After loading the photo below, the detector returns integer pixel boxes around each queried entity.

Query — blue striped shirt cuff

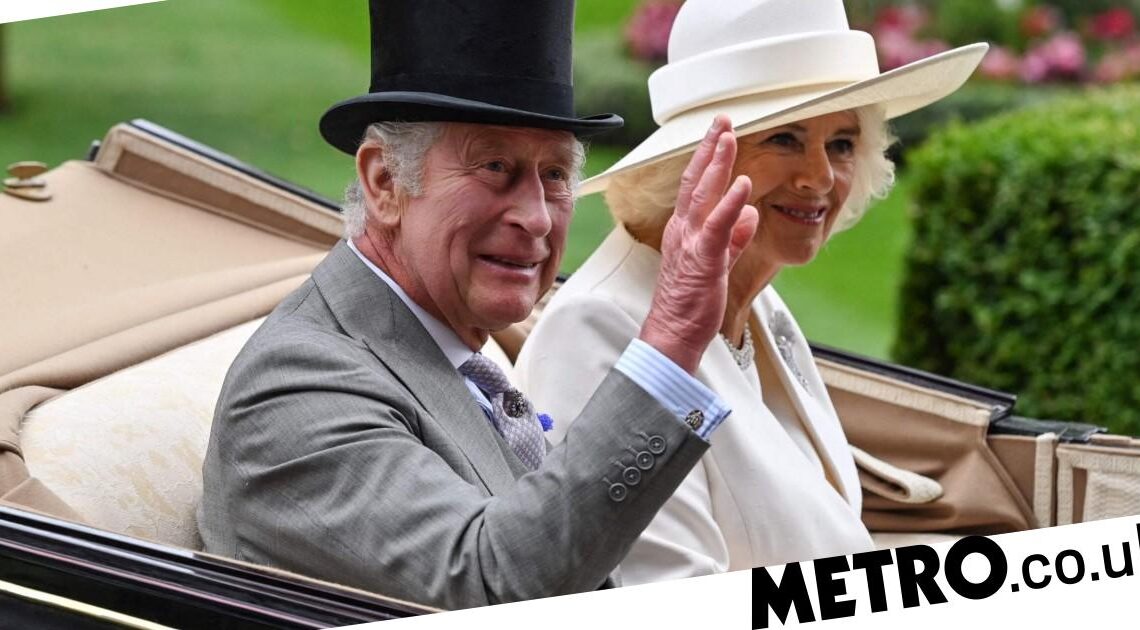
[614,339,731,440]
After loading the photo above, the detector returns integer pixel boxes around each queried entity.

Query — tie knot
[458,352,513,397]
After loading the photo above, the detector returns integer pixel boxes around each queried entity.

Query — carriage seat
[18,316,518,550]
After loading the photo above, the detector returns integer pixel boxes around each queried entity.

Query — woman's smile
[769,203,829,225]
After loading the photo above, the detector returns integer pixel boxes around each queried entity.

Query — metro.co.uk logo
[753,522,1140,628]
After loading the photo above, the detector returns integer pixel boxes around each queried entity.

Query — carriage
[3,120,1137,627]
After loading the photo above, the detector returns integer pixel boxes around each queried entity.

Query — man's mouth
[479,255,541,270]
[772,204,827,224]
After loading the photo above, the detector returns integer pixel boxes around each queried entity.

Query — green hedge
[894,86,1140,436]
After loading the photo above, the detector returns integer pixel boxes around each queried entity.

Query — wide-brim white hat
[577,0,988,197]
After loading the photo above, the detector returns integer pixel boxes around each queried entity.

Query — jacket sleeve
[199,319,710,610]
[518,294,732,585]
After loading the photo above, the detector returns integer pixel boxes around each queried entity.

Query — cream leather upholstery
[17,317,518,550]
[20,319,264,548]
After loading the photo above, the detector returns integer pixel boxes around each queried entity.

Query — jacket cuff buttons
[604,434,668,502]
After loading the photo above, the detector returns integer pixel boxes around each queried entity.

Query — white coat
[517,226,874,584]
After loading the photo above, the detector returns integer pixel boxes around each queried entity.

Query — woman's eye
[766,133,799,148]
[829,138,856,156]
[484,160,508,173]
[545,168,568,182]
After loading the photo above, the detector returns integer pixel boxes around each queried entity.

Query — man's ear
[356,143,402,229]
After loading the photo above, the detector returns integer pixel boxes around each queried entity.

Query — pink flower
[1090,8,1135,41]
[876,29,916,70]
[625,1,682,63]
[917,39,951,58]
[875,29,951,71]
[1125,42,1140,67]
[1020,32,1086,82]
[980,46,1021,81]
[1093,42,1140,83]
[1021,5,1061,39]
[1042,32,1086,77]
[875,5,928,36]
[1093,53,1131,83]
[1019,49,1051,83]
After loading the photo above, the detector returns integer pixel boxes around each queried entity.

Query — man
[198,0,758,609]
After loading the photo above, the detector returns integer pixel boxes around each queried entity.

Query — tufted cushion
[20,319,264,549]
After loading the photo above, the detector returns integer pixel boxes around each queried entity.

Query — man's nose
[794,144,835,194]
[505,169,554,237]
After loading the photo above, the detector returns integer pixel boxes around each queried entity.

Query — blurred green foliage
[0,0,905,359]
[889,83,1065,163]
[577,0,643,31]
[573,30,658,148]
[896,86,1140,435]
[931,0,1022,49]
[256,0,642,53]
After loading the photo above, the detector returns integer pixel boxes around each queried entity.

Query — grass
[774,179,912,359]
[0,1,905,358]
[576,0,643,31]
[1,0,364,200]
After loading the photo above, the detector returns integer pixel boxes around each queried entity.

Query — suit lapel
[753,291,860,505]
[311,242,519,495]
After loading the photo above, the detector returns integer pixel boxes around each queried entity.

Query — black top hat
[319,0,623,154]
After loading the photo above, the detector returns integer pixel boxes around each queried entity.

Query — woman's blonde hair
[603,106,896,237]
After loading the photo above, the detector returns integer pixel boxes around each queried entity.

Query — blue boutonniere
[537,413,554,432]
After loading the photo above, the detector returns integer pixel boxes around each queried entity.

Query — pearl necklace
[720,327,755,371]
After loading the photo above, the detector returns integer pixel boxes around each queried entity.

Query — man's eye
[484,160,508,173]
[545,168,568,181]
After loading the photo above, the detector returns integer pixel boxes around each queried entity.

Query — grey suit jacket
[198,241,710,609]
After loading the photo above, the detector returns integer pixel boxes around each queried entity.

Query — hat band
[369,73,575,118]
[649,30,879,124]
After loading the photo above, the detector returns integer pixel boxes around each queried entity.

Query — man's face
[390,123,578,345]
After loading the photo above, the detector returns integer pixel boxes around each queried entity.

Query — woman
[516,0,987,583]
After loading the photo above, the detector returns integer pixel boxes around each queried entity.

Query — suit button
[646,435,666,455]
[685,410,704,431]
[622,466,642,486]
[608,483,628,502]
[635,451,654,470]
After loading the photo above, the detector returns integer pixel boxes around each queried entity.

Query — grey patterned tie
[458,353,546,470]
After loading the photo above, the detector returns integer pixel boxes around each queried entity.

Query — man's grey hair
[342,121,587,239]
[342,122,445,239]
[604,105,897,238]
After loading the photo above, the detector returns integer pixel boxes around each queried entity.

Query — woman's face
[732,110,859,269]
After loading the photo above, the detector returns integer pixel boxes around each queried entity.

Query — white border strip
[0,1,164,25]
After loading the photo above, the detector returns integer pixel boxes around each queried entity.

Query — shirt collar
[347,239,476,370]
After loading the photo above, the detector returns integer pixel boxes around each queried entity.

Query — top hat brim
[577,43,989,197]
[320,92,624,155]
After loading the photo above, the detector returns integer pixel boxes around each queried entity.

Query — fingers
[727,204,760,268]
[675,115,733,218]
[687,132,739,225]
[697,174,752,257]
